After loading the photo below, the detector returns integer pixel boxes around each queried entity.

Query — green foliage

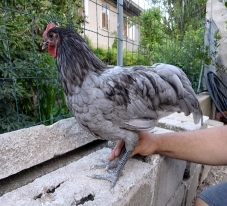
[137,7,165,51]
[91,46,149,67]
[112,38,117,49]
[0,0,215,133]
[148,0,207,35]
[138,2,208,91]
[0,0,83,133]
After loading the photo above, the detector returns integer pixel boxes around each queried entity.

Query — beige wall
[83,0,140,51]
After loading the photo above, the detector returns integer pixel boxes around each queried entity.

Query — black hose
[205,71,227,120]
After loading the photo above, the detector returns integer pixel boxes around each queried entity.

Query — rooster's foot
[93,156,120,170]
[91,147,131,188]
[91,171,121,188]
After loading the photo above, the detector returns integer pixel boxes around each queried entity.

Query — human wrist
[152,133,161,154]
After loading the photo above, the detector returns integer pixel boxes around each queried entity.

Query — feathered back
[152,63,203,125]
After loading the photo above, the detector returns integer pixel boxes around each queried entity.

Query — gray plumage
[43,25,203,188]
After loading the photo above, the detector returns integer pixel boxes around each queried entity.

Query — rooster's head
[42,22,107,79]
[42,22,59,58]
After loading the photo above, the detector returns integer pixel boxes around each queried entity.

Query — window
[123,17,127,37]
[123,17,135,41]
[102,5,109,29]
[128,23,135,41]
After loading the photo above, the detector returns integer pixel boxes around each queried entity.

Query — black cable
[205,71,227,120]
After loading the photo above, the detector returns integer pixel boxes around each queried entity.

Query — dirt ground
[196,165,227,197]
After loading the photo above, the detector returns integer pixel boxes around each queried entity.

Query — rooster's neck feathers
[50,28,106,93]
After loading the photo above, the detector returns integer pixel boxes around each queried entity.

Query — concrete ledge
[196,93,211,117]
[145,127,187,206]
[0,148,154,206]
[167,183,185,206]
[207,119,224,128]
[0,118,96,179]
[157,112,209,132]
[184,164,202,206]
[153,157,186,206]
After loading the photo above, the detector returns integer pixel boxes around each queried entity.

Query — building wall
[83,0,140,51]
[206,0,227,69]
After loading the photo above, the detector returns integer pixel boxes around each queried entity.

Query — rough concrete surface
[167,183,185,206]
[200,165,212,184]
[206,119,224,128]
[196,93,211,117]
[0,148,154,206]
[0,118,96,179]
[184,164,202,206]
[0,140,107,197]
[157,112,209,132]
[153,157,186,206]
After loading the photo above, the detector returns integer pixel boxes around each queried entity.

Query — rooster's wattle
[42,22,203,188]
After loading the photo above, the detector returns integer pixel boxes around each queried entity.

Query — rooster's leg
[91,145,131,188]
[93,146,126,170]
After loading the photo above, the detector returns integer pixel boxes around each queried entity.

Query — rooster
[42,22,203,188]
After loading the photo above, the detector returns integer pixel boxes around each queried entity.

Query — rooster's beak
[42,41,48,50]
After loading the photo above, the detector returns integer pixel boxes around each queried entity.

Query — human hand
[131,131,156,156]
[108,131,156,161]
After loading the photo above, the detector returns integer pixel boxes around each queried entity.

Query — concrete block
[167,183,185,206]
[206,119,224,128]
[184,162,198,179]
[150,126,174,134]
[184,164,202,206]
[200,165,212,184]
[0,148,154,206]
[153,157,187,206]
[197,93,211,117]
[0,118,96,180]
[146,125,186,206]
[157,112,209,132]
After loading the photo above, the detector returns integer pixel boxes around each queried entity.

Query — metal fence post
[117,0,123,66]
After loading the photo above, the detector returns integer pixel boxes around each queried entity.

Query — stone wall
[206,0,227,69]
[0,94,224,206]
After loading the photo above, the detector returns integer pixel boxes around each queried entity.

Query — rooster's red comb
[43,22,56,39]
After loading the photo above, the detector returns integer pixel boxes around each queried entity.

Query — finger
[131,146,138,157]
[108,140,124,161]
[108,153,115,161]
[114,140,125,156]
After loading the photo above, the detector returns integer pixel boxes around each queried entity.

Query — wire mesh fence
[0,0,208,133]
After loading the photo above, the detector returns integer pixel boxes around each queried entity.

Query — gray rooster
[42,22,203,188]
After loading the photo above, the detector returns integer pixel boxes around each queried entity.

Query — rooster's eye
[49,34,53,38]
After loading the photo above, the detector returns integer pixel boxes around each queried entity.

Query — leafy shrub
[0,0,84,133]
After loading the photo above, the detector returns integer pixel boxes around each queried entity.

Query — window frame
[102,5,109,30]
[123,17,135,41]
[84,0,89,17]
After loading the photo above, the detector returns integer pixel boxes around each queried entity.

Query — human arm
[109,126,227,165]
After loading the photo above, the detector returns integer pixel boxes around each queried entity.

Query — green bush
[0,0,84,133]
